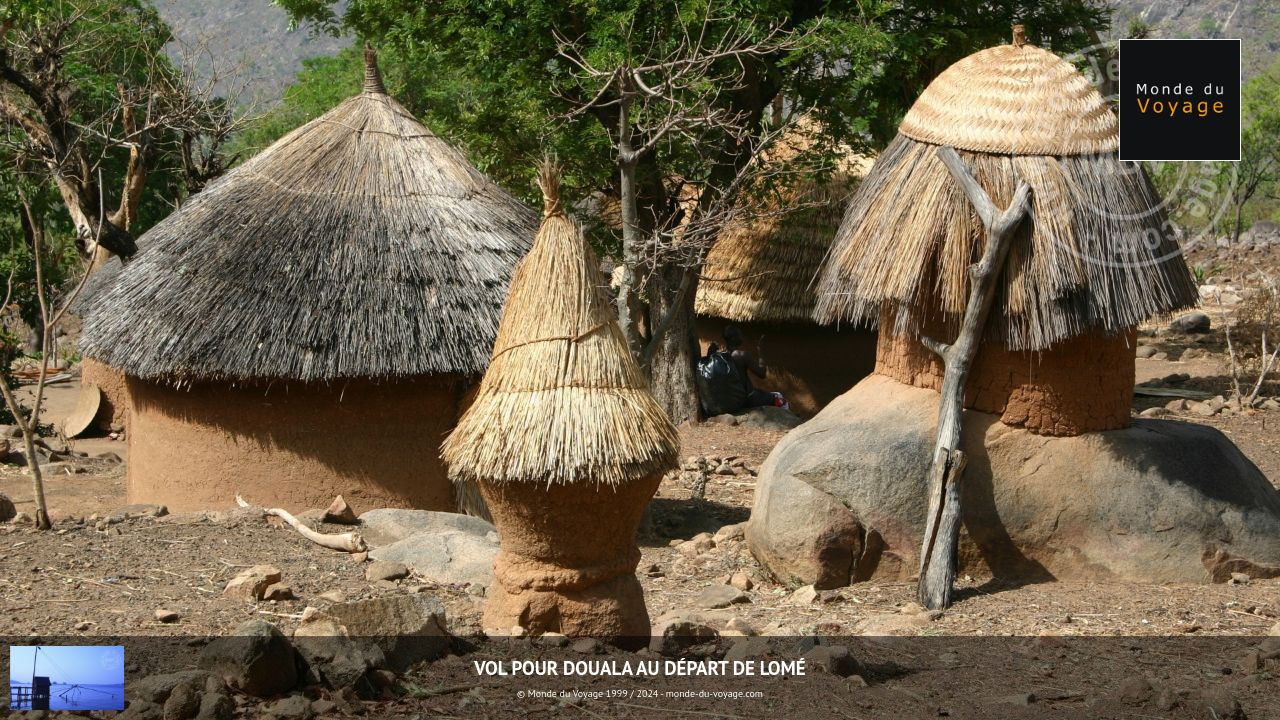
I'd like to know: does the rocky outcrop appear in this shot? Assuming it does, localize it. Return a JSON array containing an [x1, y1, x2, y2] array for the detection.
[[747, 375, 1280, 587]]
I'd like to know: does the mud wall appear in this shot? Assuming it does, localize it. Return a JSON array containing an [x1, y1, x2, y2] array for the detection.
[[696, 319, 876, 416], [126, 375, 468, 513], [81, 357, 131, 432], [875, 321, 1137, 436]]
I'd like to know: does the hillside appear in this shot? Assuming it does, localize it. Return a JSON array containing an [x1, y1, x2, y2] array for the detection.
[[1113, 0, 1280, 76], [154, 0, 349, 104]]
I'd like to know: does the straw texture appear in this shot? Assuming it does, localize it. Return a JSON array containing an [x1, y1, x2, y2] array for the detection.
[[79, 53, 537, 382], [695, 142, 871, 324], [899, 43, 1118, 156], [442, 165, 679, 486], [813, 135, 1197, 350]]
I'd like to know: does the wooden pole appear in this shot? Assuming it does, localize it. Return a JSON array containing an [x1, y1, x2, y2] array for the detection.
[[916, 146, 1031, 610]]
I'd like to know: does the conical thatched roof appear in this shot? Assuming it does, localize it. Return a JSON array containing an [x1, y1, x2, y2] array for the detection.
[[814, 38, 1197, 351], [78, 47, 537, 382], [442, 165, 679, 486], [695, 129, 872, 324]]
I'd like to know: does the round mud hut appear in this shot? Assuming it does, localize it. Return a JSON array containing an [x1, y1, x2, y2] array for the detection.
[[443, 165, 678, 645], [77, 48, 536, 513], [695, 138, 876, 416], [747, 34, 1280, 588]]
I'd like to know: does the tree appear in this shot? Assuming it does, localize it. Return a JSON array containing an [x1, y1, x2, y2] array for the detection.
[[0, 1, 248, 267], [1225, 60, 1280, 244], [275, 0, 1110, 420]]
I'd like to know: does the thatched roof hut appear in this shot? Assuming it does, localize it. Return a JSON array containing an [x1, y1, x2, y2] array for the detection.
[[814, 40, 1197, 351], [693, 132, 876, 415], [443, 165, 678, 486], [813, 36, 1198, 436], [443, 165, 676, 642], [77, 47, 537, 512]]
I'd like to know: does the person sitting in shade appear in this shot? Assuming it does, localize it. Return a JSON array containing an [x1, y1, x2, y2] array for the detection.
[[698, 325, 788, 415]]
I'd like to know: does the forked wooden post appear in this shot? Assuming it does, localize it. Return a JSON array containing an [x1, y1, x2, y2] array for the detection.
[[917, 146, 1031, 610]]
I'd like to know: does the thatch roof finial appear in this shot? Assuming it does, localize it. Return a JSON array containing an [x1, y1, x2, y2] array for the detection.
[[1012, 24, 1028, 47], [363, 41, 386, 94], [537, 157, 564, 218]]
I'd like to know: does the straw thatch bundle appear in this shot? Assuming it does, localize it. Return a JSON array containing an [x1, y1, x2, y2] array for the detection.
[[813, 42, 1197, 351], [696, 127, 872, 324], [442, 164, 679, 486], [78, 47, 536, 382]]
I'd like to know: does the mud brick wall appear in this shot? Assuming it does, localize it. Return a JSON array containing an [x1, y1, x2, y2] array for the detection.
[[874, 320, 1136, 436]]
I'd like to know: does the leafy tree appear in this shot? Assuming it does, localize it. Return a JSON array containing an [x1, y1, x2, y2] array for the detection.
[[273, 0, 1111, 419]]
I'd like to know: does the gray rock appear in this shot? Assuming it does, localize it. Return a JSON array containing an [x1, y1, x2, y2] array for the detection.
[[322, 593, 449, 671], [697, 584, 750, 609], [369, 530, 496, 588], [364, 561, 409, 583], [737, 406, 802, 430], [723, 637, 775, 662], [747, 375, 1280, 588], [1169, 311, 1211, 334], [195, 692, 234, 720], [802, 645, 861, 677], [649, 614, 718, 656], [293, 615, 384, 690], [130, 670, 221, 705], [707, 413, 738, 426], [357, 509, 494, 548], [0, 493, 14, 522], [198, 620, 298, 697], [264, 694, 314, 720]]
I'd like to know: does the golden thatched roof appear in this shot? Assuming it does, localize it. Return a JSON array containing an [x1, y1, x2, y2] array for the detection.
[[814, 41, 1197, 351], [695, 131, 872, 324], [899, 43, 1118, 156], [79, 48, 537, 382], [442, 165, 679, 486]]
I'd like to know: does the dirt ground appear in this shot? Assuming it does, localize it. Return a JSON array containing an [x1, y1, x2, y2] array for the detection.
[[2, 337, 1279, 717]]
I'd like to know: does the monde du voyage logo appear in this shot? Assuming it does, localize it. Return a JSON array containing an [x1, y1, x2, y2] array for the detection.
[[1119, 38, 1241, 161]]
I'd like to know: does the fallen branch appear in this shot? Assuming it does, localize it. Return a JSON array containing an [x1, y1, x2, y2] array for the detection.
[[235, 493, 367, 553]]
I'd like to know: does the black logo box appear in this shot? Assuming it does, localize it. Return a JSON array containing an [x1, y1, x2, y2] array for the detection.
[[1119, 38, 1241, 162]]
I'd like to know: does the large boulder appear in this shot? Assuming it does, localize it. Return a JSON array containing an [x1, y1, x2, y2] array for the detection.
[[747, 375, 1280, 587], [198, 619, 298, 697], [357, 509, 495, 547], [368, 530, 497, 588]]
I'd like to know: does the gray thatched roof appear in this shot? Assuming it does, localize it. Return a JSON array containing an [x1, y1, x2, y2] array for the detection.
[[80, 49, 536, 383]]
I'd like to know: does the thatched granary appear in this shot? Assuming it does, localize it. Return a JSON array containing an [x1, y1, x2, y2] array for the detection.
[[443, 165, 678, 644], [745, 37, 1280, 590], [695, 139, 876, 416], [78, 48, 536, 512], [813, 39, 1198, 435]]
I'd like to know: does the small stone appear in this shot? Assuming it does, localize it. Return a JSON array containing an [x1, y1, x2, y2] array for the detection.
[[1262, 398, 1280, 411], [73, 621, 91, 631], [154, 608, 181, 623], [365, 560, 410, 583], [1229, 572, 1251, 584], [263, 583, 295, 601], [11, 511, 32, 525], [729, 572, 753, 591], [715, 462, 736, 476], [697, 584, 750, 609], [723, 617, 756, 637], [223, 565, 282, 601], [676, 534, 716, 556], [311, 699, 338, 716], [1135, 345, 1158, 359], [1269, 621, 1280, 636], [649, 616, 718, 656], [264, 694, 315, 719], [1113, 676, 1153, 705], [788, 585, 818, 605], [1152, 352, 1169, 360], [570, 638, 603, 654], [997, 693, 1035, 706], [351, 551, 368, 563], [0, 493, 14, 522], [323, 495, 358, 525], [713, 523, 745, 543], [802, 644, 861, 678], [1169, 311, 1211, 334], [316, 590, 346, 604], [1139, 407, 1171, 417], [535, 632, 570, 648], [1165, 399, 1188, 412], [708, 413, 738, 426], [1191, 401, 1218, 417]]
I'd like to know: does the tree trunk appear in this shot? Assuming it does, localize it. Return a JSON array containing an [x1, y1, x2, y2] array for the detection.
[[646, 266, 700, 423]]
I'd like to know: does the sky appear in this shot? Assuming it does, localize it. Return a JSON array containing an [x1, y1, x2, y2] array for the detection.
[[8, 646, 125, 686]]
